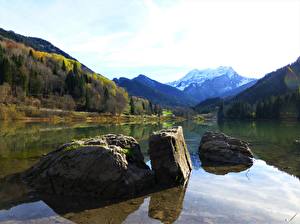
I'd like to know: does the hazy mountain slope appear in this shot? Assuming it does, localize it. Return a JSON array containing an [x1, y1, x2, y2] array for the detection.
[[194, 97, 223, 113], [223, 80, 257, 98], [233, 58, 300, 104]]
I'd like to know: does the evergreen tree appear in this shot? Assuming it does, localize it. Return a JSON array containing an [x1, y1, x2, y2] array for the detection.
[[73, 63, 79, 74], [217, 101, 224, 121], [130, 97, 135, 114], [2, 58, 12, 85], [62, 60, 67, 71]]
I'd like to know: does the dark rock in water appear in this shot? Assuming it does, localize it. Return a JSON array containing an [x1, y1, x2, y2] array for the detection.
[[199, 131, 253, 165], [149, 126, 192, 186], [23, 134, 154, 199]]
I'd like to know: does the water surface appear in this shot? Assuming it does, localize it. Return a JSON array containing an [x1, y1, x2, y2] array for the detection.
[[0, 120, 299, 224]]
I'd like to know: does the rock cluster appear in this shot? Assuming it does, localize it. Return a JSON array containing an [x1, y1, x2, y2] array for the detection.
[[23, 134, 154, 199], [23, 127, 193, 199], [199, 131, 253, 165], [149, 126, 192, 186]]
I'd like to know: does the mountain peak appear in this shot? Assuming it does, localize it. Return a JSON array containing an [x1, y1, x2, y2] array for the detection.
[[136, 74, 151, 80], [167, 66, 256, 102], [168, 66, 242, 91]]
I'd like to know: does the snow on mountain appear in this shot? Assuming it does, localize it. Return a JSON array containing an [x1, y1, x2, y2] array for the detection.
[[167, 66, 257, 102], [168, 66, 251, 90]]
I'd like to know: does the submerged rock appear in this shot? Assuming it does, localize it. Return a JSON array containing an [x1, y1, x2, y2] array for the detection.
[[199, 131, 253, 165], [149, 126, 192, 186], [23, 134, 154, 199]]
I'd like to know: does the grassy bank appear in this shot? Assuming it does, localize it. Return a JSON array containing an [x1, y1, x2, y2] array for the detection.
[[0, 104, 185, 123]]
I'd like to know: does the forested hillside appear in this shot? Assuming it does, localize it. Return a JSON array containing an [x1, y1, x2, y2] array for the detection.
[[0, 28, 76, 61], [219, 57, 300, 120], [0, 35, 129, 114]]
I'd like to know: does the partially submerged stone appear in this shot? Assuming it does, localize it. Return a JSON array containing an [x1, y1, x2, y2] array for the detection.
[[149, 126, 192, 186], [199, 131, 254, 165], [23, 134, 154, 199]]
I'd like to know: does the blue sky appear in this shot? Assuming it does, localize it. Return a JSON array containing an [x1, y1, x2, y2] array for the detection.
[[0, 0, 300, 82]]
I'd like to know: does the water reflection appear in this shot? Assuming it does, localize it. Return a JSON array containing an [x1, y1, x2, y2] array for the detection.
[[219, 120, 300, 178], [0, 120, 300, 223], [0, 181, 189, 224], [202, 164, 252, 175], [0, 201, 73, 224], [0, 121, 163, 177], [148, 184, 188, 224], [0, 174, 30, 210]]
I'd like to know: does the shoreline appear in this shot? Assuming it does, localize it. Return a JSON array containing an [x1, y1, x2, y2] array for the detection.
[[0, 105, 186, 124]]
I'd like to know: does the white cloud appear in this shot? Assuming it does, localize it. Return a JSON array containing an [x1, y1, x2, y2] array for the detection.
[[0, 0, 299, 82]]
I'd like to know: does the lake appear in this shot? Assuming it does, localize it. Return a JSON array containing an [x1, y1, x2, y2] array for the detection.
[[0, 120, 299, 224]]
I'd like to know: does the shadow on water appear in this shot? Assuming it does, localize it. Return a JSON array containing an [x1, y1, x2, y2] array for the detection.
[[0, 172, 189, 224]]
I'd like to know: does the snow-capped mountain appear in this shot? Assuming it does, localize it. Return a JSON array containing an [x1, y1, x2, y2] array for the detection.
[[168, 66, 257, 102]]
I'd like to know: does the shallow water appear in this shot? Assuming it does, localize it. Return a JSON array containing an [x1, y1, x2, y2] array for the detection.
[[0, 120, 299, 224]]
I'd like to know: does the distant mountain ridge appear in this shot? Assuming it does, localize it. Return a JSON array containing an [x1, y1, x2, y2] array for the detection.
[[113, 75, 197, 107], [168, 66, 256, 102]]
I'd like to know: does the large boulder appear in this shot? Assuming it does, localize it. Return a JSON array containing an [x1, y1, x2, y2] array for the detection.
[[199, 131, 254, 165], [23, 134, 154, 199], [149, 126, 192, 186]]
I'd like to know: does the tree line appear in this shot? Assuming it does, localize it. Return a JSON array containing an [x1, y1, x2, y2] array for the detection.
[[218, 90, 300, 120]]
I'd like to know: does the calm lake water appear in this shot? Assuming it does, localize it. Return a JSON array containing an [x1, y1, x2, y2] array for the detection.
[[0, 120, 300, 224]]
